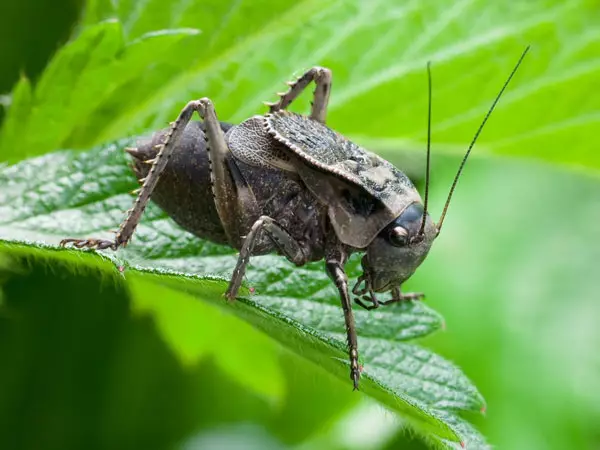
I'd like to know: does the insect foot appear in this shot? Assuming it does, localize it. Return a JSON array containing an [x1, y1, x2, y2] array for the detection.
[[60, 51, 529, 389], [60, 238, 118, 250]]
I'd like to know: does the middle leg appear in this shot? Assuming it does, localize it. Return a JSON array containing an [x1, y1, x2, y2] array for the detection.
[[265, 66, 332, 124], [226, 215, 308, 300]]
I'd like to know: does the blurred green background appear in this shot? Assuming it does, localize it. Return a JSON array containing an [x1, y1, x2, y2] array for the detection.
[[0, 0, 599, 449]]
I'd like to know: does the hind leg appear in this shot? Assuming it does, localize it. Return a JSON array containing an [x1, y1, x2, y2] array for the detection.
[[226, 215, 308, 300], [61, 98, 257, 251]]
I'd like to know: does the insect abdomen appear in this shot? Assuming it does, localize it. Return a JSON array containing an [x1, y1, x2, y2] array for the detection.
[[131, 121, 230, 244]]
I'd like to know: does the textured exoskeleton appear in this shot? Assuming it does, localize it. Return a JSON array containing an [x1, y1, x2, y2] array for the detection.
[[61, 53, 528, 389]]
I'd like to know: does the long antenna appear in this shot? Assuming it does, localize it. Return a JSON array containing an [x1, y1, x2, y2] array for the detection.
[[436, 46, 530, 234], [419, 61, 433, 236]]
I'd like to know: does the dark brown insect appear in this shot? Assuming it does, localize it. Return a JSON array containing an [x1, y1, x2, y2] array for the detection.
[[61, 49, 528, 389]]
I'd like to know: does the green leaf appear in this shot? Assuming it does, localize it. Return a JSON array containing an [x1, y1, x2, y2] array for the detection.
[[128, 275, 286, 401], [81, 0, 116, 26], [406, 154, 600, 450], [4, 0, 598, 170], [0, 20, 200, 163], [0, 76, 32, 153], [0, 243, 359, 447], [0, 141, 486, 448], [3, 0, 598, 448], [92, 0, 599, 170]]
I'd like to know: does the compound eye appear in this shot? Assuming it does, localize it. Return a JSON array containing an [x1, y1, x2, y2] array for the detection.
[[388, 226, 409, 247]]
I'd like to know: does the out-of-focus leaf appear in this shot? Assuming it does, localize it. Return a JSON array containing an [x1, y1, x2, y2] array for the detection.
[[403, 154, 600, 450], [0, 77, 32, 154], [0, 242, 359, 448], [0, 0, 83, 92], [0, 21, 199, 162], [2, 0, 599, 170]]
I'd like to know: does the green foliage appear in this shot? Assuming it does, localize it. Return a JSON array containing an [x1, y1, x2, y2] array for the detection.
[[0, 140, 485, 447], [0, 243, 361, 449], [1, 0, 599, 168], [0, 21, 199, 162], [0, 0, 83, 92], [1, 0, 599, 449]]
